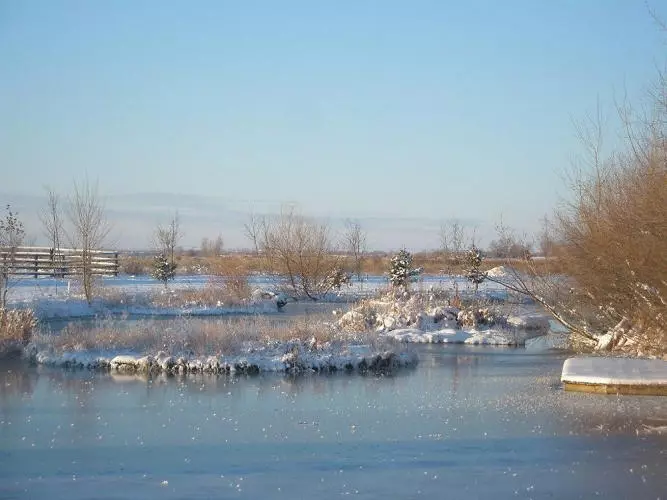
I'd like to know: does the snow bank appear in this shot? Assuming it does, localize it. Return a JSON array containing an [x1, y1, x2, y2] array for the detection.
[[338, 292, 553, 346], [525, 332, 570, 351], [384, 327, 537, 346], [486, 266, 513, 278], [561, 357, 667, 386], [28, 341, 418, 375], [506, 313, 550, 332]]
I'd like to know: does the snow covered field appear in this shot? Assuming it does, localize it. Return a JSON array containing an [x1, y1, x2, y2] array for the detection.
[[6, 273, 516, 319]]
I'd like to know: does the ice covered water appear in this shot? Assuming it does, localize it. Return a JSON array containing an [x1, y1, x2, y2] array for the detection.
[[1, 346, 665, 499]]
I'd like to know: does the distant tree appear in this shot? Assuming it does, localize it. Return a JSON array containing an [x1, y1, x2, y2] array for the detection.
[[464, 245, 485, 292], [343, 219, 367, 284], [388, 249, 422, 292], [439, 221, 467, 273], [537, 215, 556, 257], [154, 212, 181, 279], [201, 234, 224, 257], [39, 188, 65, 280], [0, 205, 25, 308], [487, 217, 532, 259]]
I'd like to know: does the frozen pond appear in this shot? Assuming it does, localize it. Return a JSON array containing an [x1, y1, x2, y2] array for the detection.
[[1, 346, 665, 499]]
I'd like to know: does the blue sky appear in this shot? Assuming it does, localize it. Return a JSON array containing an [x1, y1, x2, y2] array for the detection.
[[0, 1, 664, 249]]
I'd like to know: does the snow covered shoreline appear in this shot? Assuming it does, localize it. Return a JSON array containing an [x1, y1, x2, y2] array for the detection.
[[382, 326, 545, 346], [27, 341, 418, 375]]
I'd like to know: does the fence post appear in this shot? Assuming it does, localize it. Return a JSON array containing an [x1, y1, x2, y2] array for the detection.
[[114, 252, 119, 277], [34, 254, 38, 279]]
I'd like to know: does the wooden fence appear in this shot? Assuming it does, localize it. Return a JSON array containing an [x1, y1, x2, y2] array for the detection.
[[0, 247, 119, 278]]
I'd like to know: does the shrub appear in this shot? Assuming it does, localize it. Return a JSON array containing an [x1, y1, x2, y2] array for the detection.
[[152, 253, 177, 286], [537, 72, 667, 356], [464, 245, 485, 292], [245, 208, 342, 300], [388, 249, 421, 291], [121, 256, 151, 275], [320, 267, 351, 292], [0, 309, 36, 355]]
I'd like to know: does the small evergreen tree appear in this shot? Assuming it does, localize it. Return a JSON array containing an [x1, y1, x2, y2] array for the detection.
[[152, 253, 177, 286], [465, 245, 485, 292], [389, 249, 422, 291]]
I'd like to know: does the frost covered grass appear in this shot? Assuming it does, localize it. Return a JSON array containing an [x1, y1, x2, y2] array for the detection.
[[0, 308, 37, 356], [27, 314, 411, 375], [32, 313, 374, 356], [96, 279, 252, 309]]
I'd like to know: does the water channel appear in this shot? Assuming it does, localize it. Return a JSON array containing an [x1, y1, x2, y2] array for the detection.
[[1, 343, 665, 499]]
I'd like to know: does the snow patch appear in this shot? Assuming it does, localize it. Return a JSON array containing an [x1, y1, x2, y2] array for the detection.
[[384, 327, 534, 346], [525, 332, 570, 351], [486, 266, 512, 278]]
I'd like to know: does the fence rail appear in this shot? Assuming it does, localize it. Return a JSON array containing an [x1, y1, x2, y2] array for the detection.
[[0, 246, 119, 278]]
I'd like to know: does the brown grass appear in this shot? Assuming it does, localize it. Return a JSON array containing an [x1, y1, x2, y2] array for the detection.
[[0, 308, 37, 351], [550, 73, 667, 356]]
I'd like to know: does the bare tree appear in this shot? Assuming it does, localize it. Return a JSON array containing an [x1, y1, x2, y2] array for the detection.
[[67, 179, 111, 304], [487, 217, 531, 259], [245, 207, 341, 300], [537, 215, 555, 257], [200, 234, 223, 257], [343, 219, 366, 284], [439, 221, 467, 273], [39, 188, 65, 281], [0, 205, 25, 308], [244, 211, 262, 254], [487, 71, 667, 356], [154, 212, 182, 269]]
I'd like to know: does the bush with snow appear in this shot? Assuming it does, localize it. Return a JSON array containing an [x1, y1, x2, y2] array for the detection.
[[464, 245, 485, 292], [151, 253, 177, 286], [388, 249, 422, 291]]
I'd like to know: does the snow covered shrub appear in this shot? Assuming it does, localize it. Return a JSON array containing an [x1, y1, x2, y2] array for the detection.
[[456, 307, 497, 328], [388, 249, 422, 291], [152, 253, 177, 286], [464, 245, 485, 292], [320, 267, 351, 292], [0, 308, 36, 355]]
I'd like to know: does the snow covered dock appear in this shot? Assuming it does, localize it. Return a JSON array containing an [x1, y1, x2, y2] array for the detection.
[[562, 357, 667, 396]]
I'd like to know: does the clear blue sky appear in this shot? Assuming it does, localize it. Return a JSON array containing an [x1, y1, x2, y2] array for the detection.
[[0, 1, 664, 249]]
